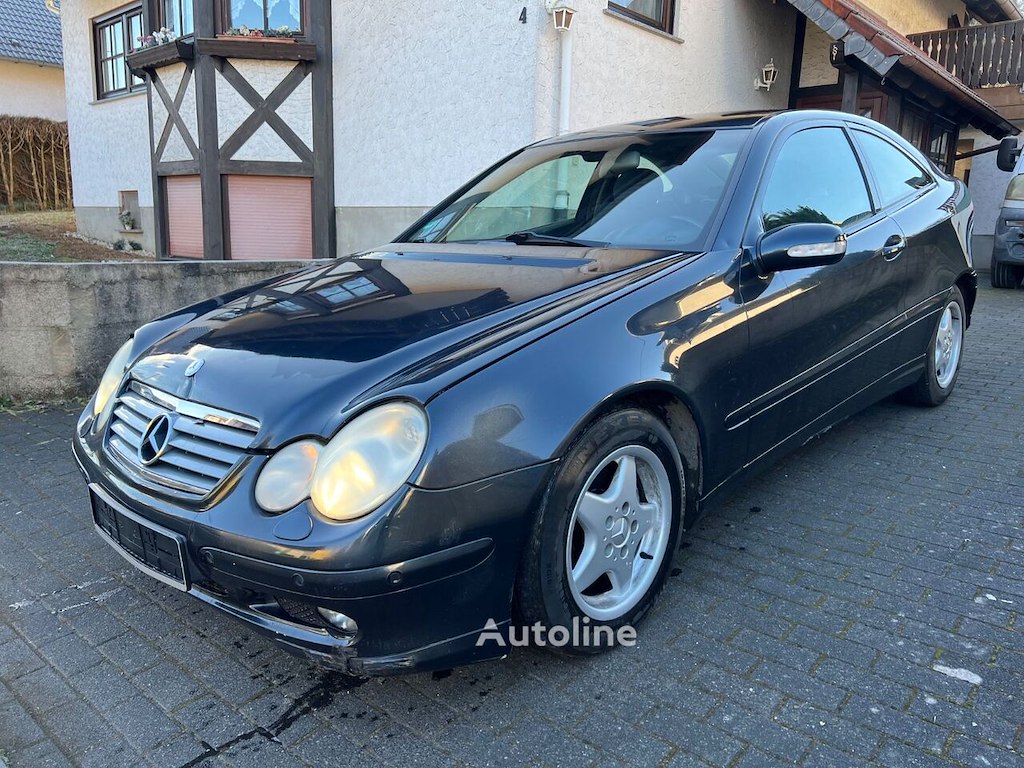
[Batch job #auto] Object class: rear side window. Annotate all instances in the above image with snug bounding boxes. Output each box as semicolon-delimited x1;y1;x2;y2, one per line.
761;127;872;233
853;130;932;208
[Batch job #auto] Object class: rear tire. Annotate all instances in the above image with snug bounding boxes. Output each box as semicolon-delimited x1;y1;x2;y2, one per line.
990;257;1022;289
514;409;683;655
899;286;966;407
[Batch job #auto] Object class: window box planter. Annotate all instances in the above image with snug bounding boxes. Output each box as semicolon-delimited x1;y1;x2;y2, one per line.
216;34;297;42
195;37;316;62
126;38;194;73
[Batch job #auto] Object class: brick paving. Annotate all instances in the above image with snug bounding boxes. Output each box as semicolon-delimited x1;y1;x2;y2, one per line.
0;284;1021;768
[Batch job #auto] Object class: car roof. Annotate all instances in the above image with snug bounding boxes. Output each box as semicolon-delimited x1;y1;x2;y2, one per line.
540;109;887;144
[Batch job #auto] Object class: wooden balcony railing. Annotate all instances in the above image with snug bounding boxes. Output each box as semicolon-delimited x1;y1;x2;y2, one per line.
908;20;1024;88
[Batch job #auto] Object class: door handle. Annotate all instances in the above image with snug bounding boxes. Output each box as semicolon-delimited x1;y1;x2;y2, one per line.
881;234;906;260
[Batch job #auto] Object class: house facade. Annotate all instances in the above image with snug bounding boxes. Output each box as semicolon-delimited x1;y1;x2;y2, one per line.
903;4;1024;262
0;0;66;121
61;0;1016;260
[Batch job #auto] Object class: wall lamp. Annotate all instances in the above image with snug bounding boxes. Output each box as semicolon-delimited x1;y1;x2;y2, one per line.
547;0;576;31
755;58;780;92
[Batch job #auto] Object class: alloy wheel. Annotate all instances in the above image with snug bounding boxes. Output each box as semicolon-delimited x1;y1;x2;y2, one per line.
934;302;963;390
565;445;673;621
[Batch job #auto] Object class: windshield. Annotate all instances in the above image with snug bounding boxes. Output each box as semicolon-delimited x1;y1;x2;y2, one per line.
404;128;750;251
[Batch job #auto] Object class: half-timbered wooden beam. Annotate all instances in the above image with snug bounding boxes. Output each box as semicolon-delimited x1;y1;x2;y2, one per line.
195;0;224;260
216;60;313;163
309;0;335;259
152;66;199;162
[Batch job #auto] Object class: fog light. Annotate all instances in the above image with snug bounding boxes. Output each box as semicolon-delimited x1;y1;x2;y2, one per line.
317;607;358;635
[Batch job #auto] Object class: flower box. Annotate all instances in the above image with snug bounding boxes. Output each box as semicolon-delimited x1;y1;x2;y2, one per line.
216;34;296;43
195;37;316;62
126;38;194;73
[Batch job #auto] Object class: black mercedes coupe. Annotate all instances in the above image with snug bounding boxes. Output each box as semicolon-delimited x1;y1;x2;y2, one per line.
73;110;976;675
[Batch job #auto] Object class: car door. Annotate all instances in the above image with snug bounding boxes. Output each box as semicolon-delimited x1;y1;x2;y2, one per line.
734;123;907;466
850;127;953;368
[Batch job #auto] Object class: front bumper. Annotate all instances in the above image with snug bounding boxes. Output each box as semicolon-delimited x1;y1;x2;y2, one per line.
992;207;1024;266
73;425;553;676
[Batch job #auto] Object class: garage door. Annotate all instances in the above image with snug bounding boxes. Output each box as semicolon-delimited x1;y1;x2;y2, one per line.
165;175;204;259
227;175;313;260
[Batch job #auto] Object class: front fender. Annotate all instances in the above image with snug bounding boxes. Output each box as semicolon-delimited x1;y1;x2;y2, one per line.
416;249;747;492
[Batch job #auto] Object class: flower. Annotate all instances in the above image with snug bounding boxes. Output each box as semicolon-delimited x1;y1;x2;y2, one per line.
117;209;136;230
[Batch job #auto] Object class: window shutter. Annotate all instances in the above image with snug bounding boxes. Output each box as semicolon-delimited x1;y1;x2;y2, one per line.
165;175;204;259
227;176;313;260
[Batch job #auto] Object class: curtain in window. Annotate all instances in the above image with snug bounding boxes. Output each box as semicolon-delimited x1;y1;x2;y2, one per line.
620;0;664;21
231;0;264;28
231;0;300;30
266;0;301;29
165;0;194;34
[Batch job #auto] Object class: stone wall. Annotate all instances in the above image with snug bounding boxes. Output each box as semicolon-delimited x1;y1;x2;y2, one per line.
0;260;313;401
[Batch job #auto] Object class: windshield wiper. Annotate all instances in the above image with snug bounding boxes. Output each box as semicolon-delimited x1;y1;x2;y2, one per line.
503;231;606;248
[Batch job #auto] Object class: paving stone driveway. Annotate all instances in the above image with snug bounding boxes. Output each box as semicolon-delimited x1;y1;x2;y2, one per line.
1;284;1022;768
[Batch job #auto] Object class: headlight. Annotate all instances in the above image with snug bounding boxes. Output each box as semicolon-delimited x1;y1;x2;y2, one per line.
312;402;428;521
92;339;135;418
254;440;321;513
253;402;428;521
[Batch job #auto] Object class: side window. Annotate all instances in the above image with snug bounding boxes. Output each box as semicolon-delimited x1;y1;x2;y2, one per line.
853;130;933;209
761;128;872;233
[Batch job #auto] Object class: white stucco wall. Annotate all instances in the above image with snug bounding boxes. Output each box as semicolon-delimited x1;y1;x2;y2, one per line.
332;0;540;209
0;60;67;121
333;0;796;211
557;0;797;136
62;1;153;209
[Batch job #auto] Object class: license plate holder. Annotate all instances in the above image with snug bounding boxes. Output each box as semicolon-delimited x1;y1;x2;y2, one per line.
90;485;189;591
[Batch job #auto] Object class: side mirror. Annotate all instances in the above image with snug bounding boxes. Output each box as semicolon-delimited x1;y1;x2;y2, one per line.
997;136;1021;173
755;223;847;274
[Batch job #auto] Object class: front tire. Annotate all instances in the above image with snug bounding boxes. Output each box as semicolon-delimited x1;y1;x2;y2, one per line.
990;257;1022;289
514;409;683;655
899;286;966;407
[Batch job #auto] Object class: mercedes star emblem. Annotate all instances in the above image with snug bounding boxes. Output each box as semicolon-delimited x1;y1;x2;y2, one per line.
138;414;174;466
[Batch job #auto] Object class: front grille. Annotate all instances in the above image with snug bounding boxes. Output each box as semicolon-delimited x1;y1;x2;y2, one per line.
105;380;260;497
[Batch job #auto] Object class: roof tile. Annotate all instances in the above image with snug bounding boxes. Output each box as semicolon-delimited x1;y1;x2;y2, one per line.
0;0;63;67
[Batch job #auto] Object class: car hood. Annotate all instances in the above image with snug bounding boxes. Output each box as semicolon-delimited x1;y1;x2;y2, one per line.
126;243;684;445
